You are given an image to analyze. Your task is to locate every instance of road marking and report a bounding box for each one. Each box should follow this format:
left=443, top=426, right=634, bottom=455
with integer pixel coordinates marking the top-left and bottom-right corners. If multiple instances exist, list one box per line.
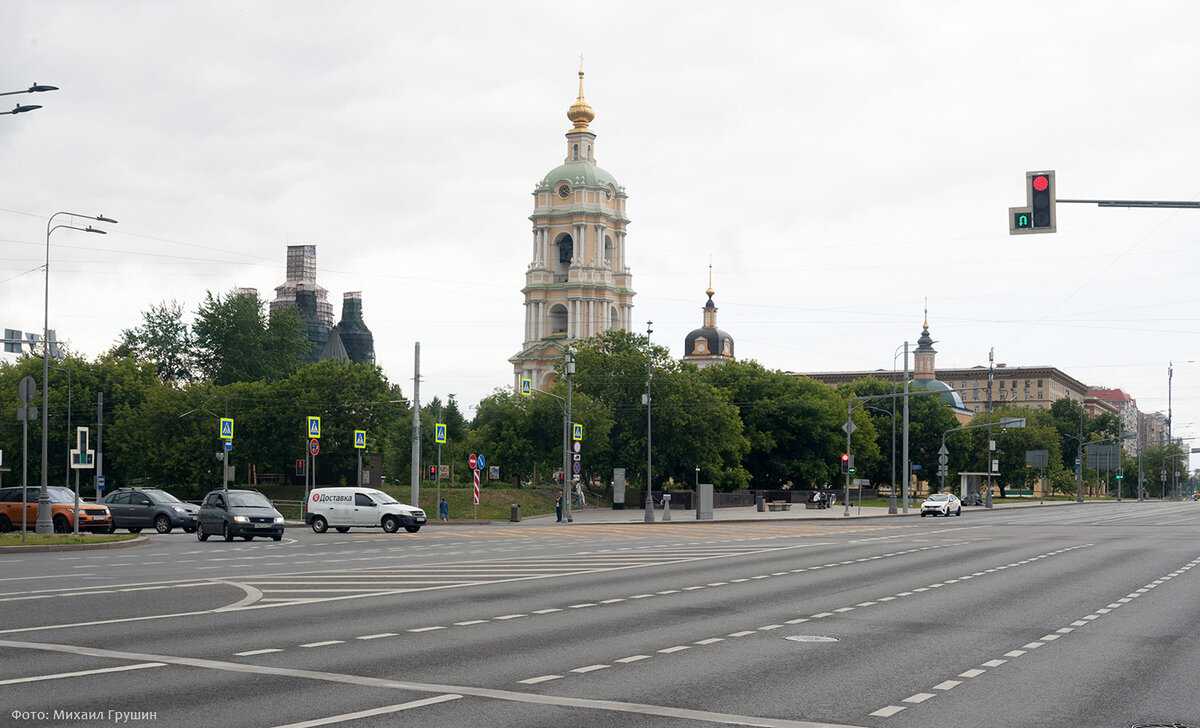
left=695, top=638, right=724, bottom=645
left=356, top=633, right=397, bottom=640
left=727, top=631, right=756, bottom=637
left=454, top=620, right=487, bottom=626
left=1004, top=650, right=1026, bottom=658
left=494, top=614, right=526, bottom=620
left=932, top=680, right=961, bottom=690
left=519, top=675, right=562, bottom=684
left=270, top=694, right=463, bottom=728
left=571, top=664, right=610, bottom=673
left=236, top=648, right=284, bottom=656
left=615, top=655, right=651, bottom=663
left=300, top=640, right=344, bottom=648
left=658, top=646, right=690, bottom=654
left=532, top=608, right=562, bottom=614
left=903, top=693, right=936, bottom=704
left=958, top=669, right=986, bottom=678
left=980, top=659, right=1007, bottom=667
left=870, top=706, right=906, bottom=717
left=408, top=626, right=445, bottom=633
left=0, top=662, right=164, bottom=685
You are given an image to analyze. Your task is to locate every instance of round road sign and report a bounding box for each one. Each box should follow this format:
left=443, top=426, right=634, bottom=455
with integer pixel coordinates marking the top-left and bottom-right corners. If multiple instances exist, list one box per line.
left=309, top=438, right=320, bottom=455
left=468, top=453, right=477, bottom=469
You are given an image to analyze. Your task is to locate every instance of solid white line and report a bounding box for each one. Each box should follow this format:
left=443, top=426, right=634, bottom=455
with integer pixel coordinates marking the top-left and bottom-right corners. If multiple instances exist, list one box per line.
left=0, top=662, right=164, bottom=685
left=270, top=694, right=463, bottom=728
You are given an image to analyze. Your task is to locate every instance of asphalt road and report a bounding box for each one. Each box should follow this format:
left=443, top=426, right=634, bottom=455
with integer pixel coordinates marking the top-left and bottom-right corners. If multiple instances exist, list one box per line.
left=1, top=502, right=1199, bottom=728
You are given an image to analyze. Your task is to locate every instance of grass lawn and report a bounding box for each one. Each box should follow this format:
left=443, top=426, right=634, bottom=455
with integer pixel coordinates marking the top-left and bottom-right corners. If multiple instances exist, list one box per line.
left=0, top=532, right=139, bottom=547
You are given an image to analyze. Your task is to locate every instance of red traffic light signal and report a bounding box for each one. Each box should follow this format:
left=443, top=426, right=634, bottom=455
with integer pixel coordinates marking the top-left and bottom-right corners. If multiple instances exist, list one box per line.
left=841, top=453, right=850, bottom=474
left=428, top=465, right=436, bottom=481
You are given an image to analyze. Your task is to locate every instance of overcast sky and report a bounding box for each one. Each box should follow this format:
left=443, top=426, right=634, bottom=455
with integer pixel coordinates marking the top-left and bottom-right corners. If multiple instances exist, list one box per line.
left=3, top=1, right=1199, bottom=448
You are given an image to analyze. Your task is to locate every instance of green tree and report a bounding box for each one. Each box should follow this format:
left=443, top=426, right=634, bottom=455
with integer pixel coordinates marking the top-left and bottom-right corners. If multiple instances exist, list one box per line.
left=192, top=290, right=309, bottom=385
left=704, top=362, right=849, bottom=488
left=111, top=300, right=196, bottom=384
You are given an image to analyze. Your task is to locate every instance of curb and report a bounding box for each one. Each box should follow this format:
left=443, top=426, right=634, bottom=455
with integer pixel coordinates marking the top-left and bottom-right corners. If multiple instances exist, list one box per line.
left=0, top=535, right=148, bottom=553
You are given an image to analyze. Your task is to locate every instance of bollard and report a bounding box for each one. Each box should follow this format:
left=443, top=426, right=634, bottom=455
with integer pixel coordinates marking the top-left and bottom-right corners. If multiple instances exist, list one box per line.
left=756, top=494, right=765, bottom=512
left=662, top=492, right=671, bottom=521
left=510, top=504, right=521, bottom=522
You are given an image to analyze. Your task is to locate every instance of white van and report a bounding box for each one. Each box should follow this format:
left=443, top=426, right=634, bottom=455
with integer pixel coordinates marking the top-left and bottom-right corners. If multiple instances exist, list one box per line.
left=306, top=487, right=426, bottom=534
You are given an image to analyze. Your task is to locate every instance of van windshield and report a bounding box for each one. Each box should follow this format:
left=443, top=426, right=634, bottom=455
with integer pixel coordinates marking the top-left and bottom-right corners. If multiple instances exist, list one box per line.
left=228, top=492, right=273, bottom=508
left=372, top=491, right=399, bottom=505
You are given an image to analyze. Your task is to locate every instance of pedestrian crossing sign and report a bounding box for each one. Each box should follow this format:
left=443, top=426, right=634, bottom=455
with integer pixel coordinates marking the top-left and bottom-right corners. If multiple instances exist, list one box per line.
left=573, top=423, right=583, bottom=441
left=354, top=430, right=366, bottom=449
left=308, top=416, right=321, bottom=439
left=520, top=378, right=532, bottom=396
left=435, top=423, right=447, bottom=443
left=220, top=418, right=234, bottom=440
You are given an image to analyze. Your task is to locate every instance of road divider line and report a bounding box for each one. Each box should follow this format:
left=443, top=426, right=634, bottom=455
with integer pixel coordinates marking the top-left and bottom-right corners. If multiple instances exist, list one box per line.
left=0, top=662, right=164, bottom=685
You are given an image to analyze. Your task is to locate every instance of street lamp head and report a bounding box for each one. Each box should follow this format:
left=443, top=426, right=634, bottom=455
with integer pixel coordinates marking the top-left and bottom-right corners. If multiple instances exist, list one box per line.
left=28, top=84, right=59, bottom=93
left=83, top=226, right=107, bottom=235
left=6, top=104, right=41, bottom=115
left=95, top=215, right=117, bottom=224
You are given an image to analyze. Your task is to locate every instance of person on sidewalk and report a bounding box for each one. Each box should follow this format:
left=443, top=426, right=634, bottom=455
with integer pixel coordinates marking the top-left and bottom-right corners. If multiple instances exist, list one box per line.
left=439, top=497, right=449, bottom=521
left=556, top=493, right=563, bottom=522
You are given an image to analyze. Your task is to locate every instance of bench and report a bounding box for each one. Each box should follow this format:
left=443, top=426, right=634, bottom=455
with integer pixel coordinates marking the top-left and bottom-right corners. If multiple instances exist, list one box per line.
left=767, top=501, right=791, bottom=511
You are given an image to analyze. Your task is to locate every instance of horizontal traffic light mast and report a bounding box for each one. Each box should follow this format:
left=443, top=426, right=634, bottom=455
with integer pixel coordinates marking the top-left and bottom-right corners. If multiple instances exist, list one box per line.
left=1010, top=169, right=1200, bottom=235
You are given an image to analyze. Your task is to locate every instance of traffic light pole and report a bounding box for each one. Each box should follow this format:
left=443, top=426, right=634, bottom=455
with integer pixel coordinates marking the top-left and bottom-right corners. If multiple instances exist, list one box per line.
left=845, top=390, right=941, bottom=517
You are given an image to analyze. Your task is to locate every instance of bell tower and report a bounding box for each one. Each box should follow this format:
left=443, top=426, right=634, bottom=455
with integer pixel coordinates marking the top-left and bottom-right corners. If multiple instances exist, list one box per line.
left=510, top=71, right=635, bottom=388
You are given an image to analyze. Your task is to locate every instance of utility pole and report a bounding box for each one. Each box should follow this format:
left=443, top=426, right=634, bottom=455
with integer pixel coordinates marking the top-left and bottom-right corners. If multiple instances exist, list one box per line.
left=564, top=350, right=574, bottom=523
left=901, top=341, right=910, bottom=513
left=96, top=391, right=103, bottom=501
left=411, top=342, right=421, bottom=508
left=986, top=348, right=994, bottom=508
left=644, top=322, right=655, bottom=524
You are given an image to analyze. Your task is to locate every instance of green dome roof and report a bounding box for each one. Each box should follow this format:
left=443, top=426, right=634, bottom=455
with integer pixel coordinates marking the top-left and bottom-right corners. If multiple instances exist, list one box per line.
left=540, top=161, right=619, bottom=191
left=908, top=378, right=967, bottom=410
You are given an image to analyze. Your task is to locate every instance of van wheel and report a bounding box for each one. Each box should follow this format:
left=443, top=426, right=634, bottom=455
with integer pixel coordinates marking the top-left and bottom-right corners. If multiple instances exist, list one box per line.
left=404, top=525, right=420, bottom=533
left=53, top=515, right=70, bottom=533
left=335, top=526, right=351, bottom=533
left=155, top=515, right=173, bottom=534
left=222, top=522, right=233, bottom=542
left=311, top=516, right=328, bottom=534
left=271, top=534, right=282, bottom=541
left=197, top=523, right=209, bottom=541
left=381, top=516, right=399, bottom=533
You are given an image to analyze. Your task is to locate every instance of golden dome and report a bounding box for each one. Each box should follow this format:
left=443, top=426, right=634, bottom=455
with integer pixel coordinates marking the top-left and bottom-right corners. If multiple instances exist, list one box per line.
left=567, top=70, right=595, bottom=131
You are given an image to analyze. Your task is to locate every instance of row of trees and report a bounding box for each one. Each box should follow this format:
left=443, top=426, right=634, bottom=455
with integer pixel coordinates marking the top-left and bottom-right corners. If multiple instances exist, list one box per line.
left=1, top=292, right=1194, bottom=498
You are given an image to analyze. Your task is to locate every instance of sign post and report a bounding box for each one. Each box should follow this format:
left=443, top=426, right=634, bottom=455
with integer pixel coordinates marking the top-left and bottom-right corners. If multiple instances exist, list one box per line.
left=306, top=417, right=320, bottom=504
left=472, top=468, right=480, bottom=520
left=68, top=427, right=95, bottom=535
left=16, top=376, right=35, bottom=542
left=354, top=430, right=366, bottom=486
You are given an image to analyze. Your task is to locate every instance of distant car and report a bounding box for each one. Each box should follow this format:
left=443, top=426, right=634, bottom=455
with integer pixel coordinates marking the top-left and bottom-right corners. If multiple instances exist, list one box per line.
left=0, top=486, right=112, bottom=533
left=921, top=492, right=962, bottom=517
left=306, top=487, right=426, bottom=534
left=101, top=488, right=199, bottom=534
left=196, top=489, right=284, bottom=542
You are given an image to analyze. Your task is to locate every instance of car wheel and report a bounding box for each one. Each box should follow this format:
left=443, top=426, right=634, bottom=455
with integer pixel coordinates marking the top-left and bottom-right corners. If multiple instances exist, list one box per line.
left=404, top=525, right=420, bottom=533
left=381, top=516, right=399, bottom=533
left=271, top=534, right=282, bottom=541
left=311, top=516, right=328, bottom=534
left=242, top=535, right=254, bottom=541
left=154, top=515, right=172, bottom=534
left=128, top=527, right=142, bottom=534
left=955, top=507, right=962, bottom=516
left=197, top=523, right=209, bottom=541
left=53, top=515, right=71, bottom=533
left=222, top=522, right=233, bottom=542
left=104, top=523, right=116, bottom=534
left=920, top=512, right=927, bottom=517
left=0, top=515, right=13, bottom=533
left=335, top=526, right=351, bottom=533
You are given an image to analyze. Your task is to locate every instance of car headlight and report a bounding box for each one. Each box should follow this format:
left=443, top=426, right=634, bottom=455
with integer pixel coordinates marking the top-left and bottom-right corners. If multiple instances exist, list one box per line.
left=232, top=515, right=250, bottom=523
left=172, top=505, right=187, bottom=513
left=273, top=516, right=284, bottom=524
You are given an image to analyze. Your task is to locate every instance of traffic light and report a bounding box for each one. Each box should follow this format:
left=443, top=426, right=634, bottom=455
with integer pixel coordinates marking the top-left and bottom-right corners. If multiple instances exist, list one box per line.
left=1030, top=172, right=1055, bottom=231
left=841, top=453, right=850, bottom=474
left=428, top=465, right=436, bottom=481
left=295, top=459, right=305, bottom=476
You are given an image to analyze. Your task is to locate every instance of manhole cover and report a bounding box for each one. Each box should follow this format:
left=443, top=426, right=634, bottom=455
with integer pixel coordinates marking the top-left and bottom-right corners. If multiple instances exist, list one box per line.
left=785, top=635, right=839, bottom=643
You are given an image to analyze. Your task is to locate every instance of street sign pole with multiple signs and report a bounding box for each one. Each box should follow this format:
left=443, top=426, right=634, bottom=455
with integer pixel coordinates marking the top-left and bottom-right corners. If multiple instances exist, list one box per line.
left=354, top=430, right=366, bottom=486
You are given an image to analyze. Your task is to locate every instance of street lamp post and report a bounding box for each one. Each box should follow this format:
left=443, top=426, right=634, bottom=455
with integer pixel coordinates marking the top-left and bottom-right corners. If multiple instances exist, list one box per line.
left=0, top=83, right=58, bottom=116
left=38, top=212, right=116, bottom=534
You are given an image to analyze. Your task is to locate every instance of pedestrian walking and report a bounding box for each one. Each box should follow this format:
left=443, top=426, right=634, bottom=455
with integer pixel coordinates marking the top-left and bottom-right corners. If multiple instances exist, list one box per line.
left=555, top=493, right=563, bottom=522
left=439, top=497, right=449, bottom=521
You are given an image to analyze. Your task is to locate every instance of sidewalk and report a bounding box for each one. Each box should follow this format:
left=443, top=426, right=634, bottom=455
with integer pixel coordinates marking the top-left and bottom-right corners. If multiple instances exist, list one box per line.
left=509, top=498, right=1081, bottom=525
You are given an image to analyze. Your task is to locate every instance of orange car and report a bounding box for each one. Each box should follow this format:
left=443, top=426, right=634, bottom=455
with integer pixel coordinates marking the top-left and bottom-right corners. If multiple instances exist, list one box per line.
left=0, top=486, right=113, bottom=533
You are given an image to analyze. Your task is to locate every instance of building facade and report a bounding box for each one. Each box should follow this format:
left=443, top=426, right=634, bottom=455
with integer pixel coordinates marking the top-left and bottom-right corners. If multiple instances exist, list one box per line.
left=510, top=71, right=635, bottom=389
left=681, top=268, right=734, bottom=369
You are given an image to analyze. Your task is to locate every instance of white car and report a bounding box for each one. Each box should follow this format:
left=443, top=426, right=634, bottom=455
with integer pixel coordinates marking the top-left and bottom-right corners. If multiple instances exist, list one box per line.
left=920, top=492, right=961, bottom=517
